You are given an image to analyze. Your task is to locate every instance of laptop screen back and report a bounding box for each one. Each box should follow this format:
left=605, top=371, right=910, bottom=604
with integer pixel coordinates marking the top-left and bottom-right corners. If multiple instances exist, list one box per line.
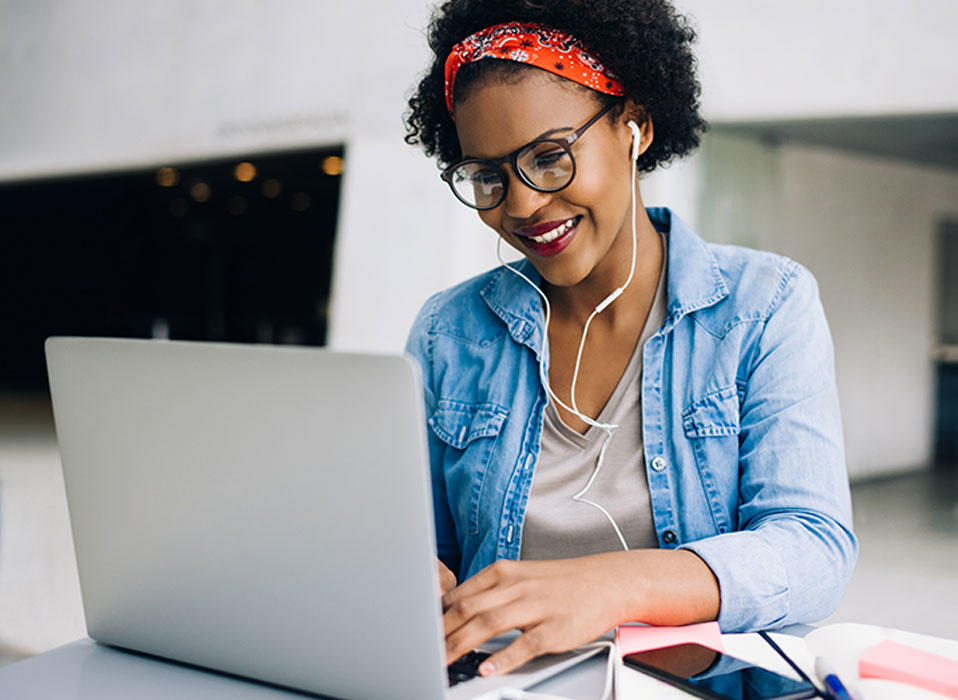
left=46, top=337, right=447, bottom=700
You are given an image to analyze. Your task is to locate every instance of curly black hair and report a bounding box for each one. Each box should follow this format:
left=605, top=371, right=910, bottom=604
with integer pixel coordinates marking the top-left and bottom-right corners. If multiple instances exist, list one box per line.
left=404, top=0, right=708, bottom=174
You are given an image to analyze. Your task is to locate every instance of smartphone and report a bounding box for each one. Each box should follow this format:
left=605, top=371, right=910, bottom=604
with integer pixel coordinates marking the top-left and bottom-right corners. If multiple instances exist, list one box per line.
left=622, top=643, right=819, bottom=700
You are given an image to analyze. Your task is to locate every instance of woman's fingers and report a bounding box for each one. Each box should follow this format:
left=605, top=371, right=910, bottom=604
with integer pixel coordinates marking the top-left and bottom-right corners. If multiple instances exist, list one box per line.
left=444, top=582, right=518, bottom=638
left=442, top=558, right=528, bottom=610
left=437, top=558, right=457, bottom=597
left=444, top=594, right=541, bottom=665
left=443, top=561, right=547, bottom=664
left=477, top=624, right=556, bottom=676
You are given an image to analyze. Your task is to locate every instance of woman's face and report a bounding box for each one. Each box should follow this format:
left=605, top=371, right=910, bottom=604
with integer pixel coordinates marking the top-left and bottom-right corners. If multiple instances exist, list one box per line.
left=453, top=69, right=649, bottom=291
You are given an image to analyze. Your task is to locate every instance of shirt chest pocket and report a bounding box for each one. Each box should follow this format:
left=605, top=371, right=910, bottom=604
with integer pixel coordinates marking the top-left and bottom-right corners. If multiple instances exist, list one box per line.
left=682, top=386, right=741, bottom=534
left=428, top=400, right=508, bottom=536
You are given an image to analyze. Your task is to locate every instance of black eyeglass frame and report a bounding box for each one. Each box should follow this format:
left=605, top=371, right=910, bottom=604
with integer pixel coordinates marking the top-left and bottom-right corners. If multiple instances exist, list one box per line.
left=440, top=100, right=621, bottom=211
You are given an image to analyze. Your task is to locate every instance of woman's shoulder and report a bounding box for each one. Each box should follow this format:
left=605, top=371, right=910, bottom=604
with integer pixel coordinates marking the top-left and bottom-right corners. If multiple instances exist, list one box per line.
left=696, top=241, right=821, bottom=331
left=406, top=265, right=514, bottom=350
left=659, top=209, right=820, bottom=329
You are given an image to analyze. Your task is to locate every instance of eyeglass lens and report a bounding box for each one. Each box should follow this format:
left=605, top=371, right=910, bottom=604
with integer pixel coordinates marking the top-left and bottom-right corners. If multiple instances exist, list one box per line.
left=449, top=140, right=575, bottom=209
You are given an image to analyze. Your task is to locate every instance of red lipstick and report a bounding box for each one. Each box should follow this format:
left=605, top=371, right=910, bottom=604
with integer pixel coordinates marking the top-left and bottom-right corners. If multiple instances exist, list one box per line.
left=513, top=218, right=573, bottom=238
left=510, top=216, right=580, bottom=257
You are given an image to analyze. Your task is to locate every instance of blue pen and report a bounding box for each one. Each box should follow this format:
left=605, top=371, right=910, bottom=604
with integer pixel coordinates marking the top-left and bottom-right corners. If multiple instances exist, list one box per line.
left=814, top=657, right=860, bottom=700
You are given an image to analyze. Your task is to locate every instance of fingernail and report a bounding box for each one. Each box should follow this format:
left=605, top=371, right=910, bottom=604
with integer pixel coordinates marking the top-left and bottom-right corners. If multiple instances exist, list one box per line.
left=479, top=661, right=495, bottom=676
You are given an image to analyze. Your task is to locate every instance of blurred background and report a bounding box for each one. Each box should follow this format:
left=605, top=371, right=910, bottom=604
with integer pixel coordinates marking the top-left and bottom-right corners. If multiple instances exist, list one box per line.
left=0, top=0, right=956, bottom=665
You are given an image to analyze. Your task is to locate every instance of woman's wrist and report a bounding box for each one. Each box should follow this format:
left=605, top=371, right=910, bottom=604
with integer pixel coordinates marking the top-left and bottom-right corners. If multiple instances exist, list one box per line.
left=588, top=548, right=721, bottom=627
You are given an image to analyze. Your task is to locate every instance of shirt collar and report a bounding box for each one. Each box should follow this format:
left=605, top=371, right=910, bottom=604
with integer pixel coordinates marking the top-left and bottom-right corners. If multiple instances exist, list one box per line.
left=479, top=256, right=546, bottom=355
left=649, top=207, right=729, bottom=325
left=479, top=207, right=728, bottom=348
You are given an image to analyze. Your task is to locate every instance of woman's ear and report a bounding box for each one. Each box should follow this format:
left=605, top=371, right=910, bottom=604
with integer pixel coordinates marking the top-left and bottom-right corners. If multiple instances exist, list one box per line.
left=621, top=100, right=654, bottom=159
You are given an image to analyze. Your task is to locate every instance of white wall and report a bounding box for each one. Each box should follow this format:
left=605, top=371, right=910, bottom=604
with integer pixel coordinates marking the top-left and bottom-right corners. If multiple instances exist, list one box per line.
left=674, top=0, right=958, bottom=121
left=696, top=132, right=958, bottom=478
left=7, top=0, right=954, bottom=182
left=0, top=1, right=360, bottom=180
left=327, top=137, right=509, bottom=352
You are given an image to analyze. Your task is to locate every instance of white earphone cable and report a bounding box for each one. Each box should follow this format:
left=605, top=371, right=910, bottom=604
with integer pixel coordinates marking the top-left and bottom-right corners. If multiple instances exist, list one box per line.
left=496, top=119, right=642, bottom=553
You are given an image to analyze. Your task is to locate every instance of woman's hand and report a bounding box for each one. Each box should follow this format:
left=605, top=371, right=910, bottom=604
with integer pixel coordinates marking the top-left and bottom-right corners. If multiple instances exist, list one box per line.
left=442, top=555, right=624, bottom=676
left=441, top=550, right=720, bottom=676
left=437, top=558, right=458, bottom=596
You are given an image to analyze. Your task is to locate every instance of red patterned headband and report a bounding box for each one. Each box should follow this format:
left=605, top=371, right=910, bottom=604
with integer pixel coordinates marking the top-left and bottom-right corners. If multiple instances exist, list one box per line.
left=443, top=22, right=624, bottom=115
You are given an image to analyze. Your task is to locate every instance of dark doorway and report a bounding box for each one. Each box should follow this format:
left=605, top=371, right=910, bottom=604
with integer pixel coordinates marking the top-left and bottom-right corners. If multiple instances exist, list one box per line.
left=934, top=219, right=958, bottom=464
left=0, top=148, right=343, bottom=392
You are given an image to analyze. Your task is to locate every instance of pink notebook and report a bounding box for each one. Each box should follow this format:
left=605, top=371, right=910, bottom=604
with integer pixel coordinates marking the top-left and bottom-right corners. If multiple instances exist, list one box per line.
left=617, top=621, right=724, bottom=657
left=859, top=639, right=958, bottom=698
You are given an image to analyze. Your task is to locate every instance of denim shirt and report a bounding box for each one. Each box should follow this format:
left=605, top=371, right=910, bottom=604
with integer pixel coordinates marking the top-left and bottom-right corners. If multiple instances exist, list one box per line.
left=404, top=207, right=857, bottom=632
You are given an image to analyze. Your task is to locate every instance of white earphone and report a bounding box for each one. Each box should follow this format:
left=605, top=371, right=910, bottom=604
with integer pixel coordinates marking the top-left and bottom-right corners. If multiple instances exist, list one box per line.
left=495, top=116, right=644, bottom=551
left=628, top=119, right=641, bottom=162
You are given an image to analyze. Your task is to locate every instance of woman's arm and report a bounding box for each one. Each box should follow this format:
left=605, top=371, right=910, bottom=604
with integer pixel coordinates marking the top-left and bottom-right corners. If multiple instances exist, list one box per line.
left=679, top=263, right=857, bottom=631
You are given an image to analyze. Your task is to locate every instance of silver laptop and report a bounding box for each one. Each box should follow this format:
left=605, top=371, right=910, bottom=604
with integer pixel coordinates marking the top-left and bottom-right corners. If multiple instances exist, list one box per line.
left=45, top=337, right=597, bottom=700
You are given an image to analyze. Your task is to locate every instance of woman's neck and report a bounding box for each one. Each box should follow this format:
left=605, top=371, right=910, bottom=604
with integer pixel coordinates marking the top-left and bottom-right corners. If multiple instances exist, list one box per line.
left=543, top=206, right=664, bottom=329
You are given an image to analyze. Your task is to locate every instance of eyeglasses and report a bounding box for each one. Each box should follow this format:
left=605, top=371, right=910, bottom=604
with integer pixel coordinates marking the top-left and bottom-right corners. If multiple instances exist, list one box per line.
left=440, top=101, right=619, bottom=210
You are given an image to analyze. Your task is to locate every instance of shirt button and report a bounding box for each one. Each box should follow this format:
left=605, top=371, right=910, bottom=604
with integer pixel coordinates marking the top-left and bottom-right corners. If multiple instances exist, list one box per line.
left=662, top=530, right=677, bottom=544
left=651, top=457, right=667, bottom=472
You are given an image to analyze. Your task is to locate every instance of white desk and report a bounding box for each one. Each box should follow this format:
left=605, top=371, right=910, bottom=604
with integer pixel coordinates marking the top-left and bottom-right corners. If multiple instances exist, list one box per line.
left=0, top=624, right=827, bottom=700
left=0, top=637, right=610, bottom=700
left=2, top=624, right=955, bottom=699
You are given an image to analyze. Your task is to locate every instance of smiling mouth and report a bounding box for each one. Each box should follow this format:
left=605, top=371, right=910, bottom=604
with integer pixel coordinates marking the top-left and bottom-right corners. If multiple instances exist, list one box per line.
left=511, top=216, right=581, bottom=257
left=514, top=216, right=581, bottom=243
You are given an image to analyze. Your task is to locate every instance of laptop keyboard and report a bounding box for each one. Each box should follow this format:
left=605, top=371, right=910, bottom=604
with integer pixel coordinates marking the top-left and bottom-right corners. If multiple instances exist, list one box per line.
left=448, top=650, right=492, bottom=686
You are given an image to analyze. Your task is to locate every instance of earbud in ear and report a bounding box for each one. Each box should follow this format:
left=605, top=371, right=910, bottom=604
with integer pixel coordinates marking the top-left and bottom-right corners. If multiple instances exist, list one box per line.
left=627, top=120, right=641, bottom=162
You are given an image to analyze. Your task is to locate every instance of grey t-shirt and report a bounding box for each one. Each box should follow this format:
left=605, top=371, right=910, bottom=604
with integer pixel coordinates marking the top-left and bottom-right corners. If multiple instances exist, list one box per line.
left=520, top=235, right=668, bottom=560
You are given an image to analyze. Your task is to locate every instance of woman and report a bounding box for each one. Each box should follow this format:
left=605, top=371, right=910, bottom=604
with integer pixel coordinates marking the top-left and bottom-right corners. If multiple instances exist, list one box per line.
left=403, top=0, right=857, bottom=678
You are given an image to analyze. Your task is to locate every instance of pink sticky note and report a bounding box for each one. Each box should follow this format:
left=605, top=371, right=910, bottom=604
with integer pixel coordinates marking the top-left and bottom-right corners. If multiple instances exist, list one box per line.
left=859, top=639, right=958, bottom=699
left=617, top=622, right=724, bottom=657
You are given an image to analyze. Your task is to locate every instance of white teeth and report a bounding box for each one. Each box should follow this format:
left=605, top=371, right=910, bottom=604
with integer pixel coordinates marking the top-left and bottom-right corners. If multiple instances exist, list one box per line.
left=529, top=217, right=576, bottom=244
